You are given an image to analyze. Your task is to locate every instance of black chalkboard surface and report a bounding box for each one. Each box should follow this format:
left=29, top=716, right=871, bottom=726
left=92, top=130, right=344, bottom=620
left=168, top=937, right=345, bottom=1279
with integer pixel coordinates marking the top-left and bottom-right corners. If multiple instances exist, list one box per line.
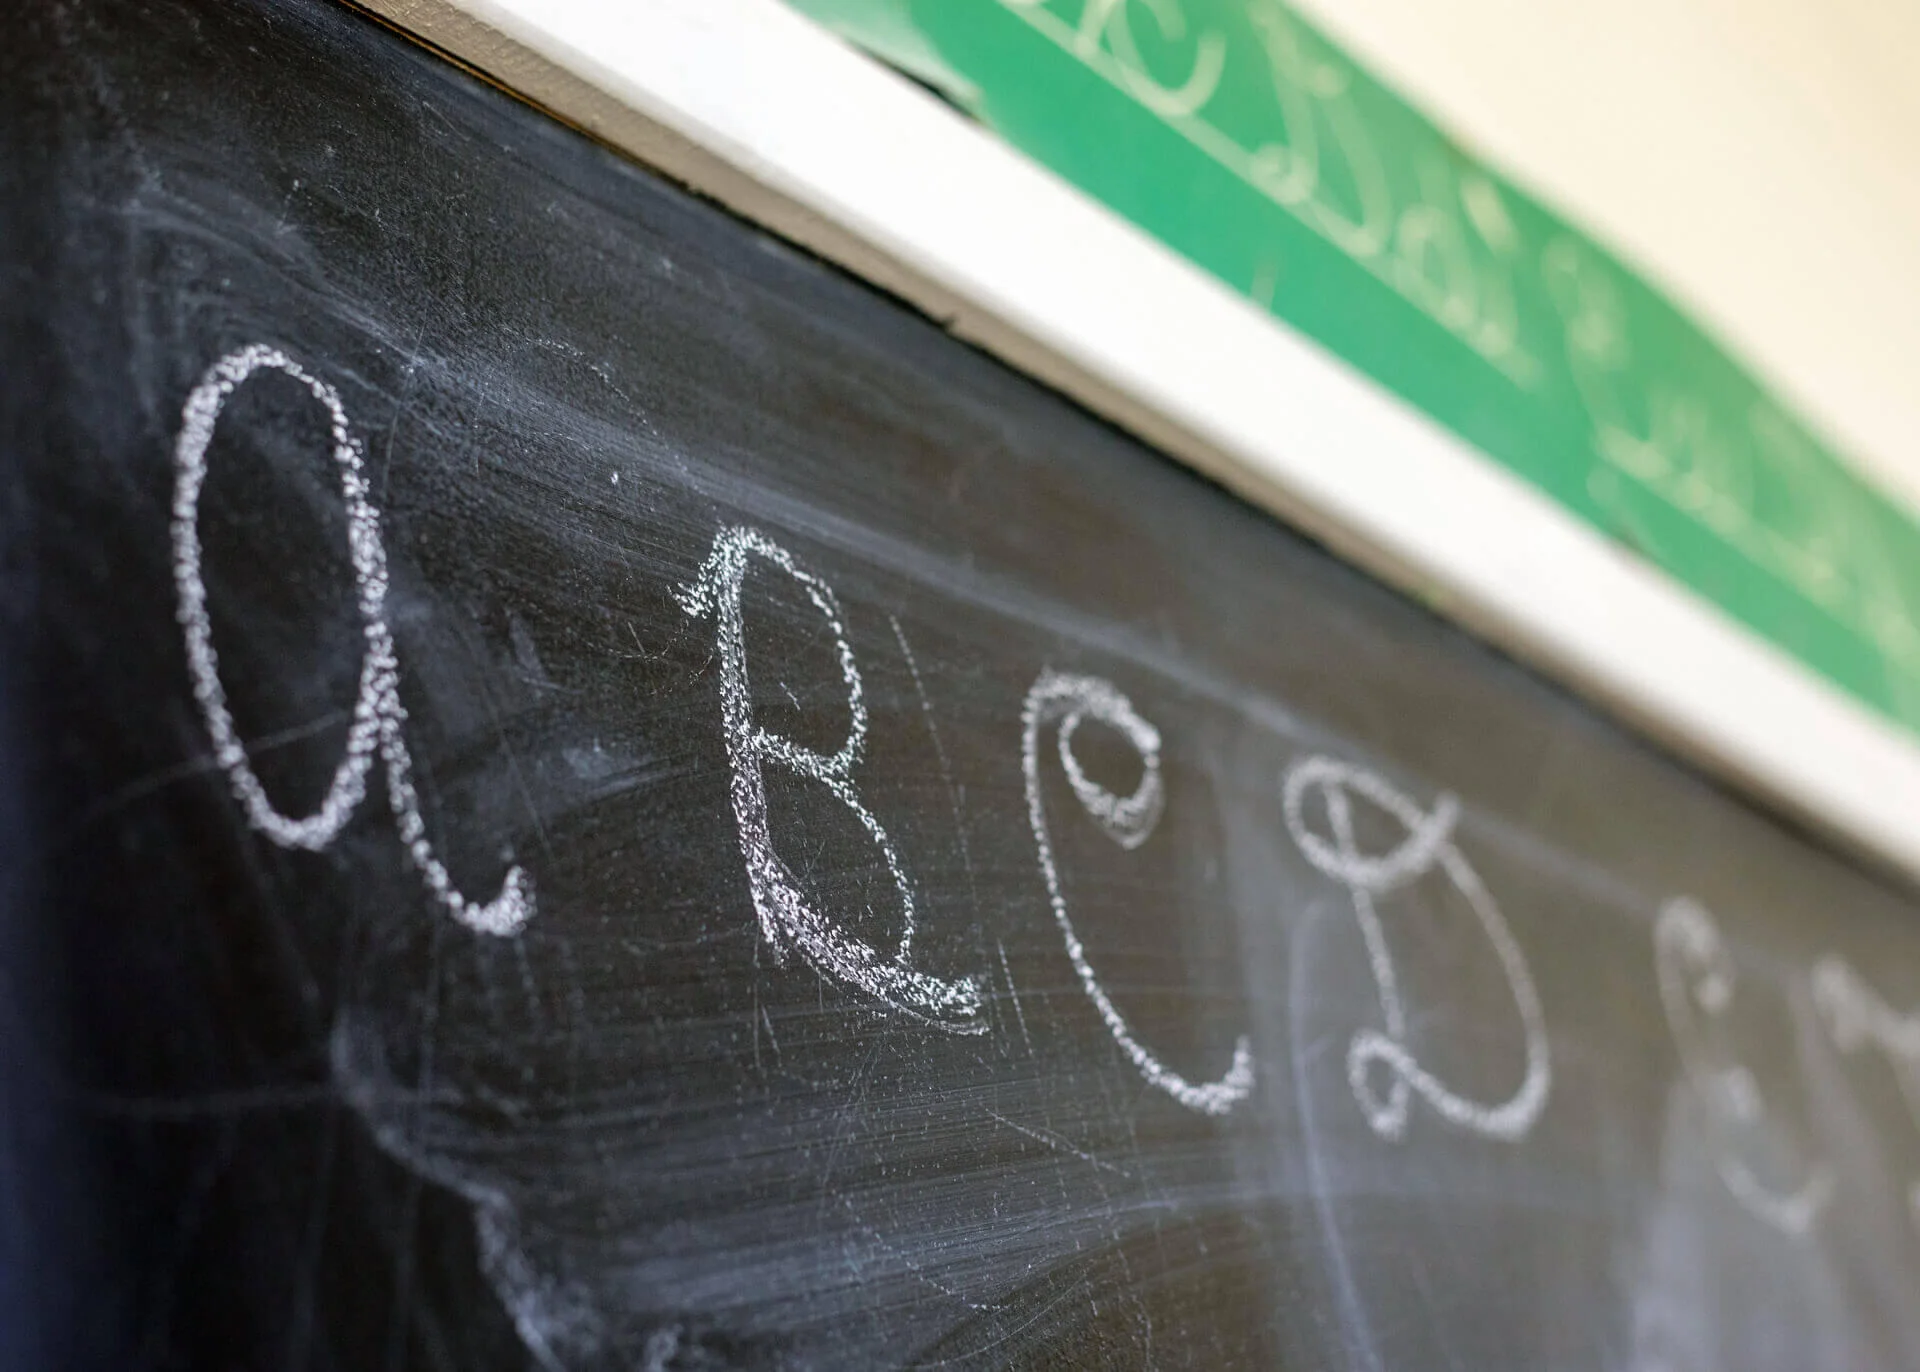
left=8, top=0, right=1920, bottom=1367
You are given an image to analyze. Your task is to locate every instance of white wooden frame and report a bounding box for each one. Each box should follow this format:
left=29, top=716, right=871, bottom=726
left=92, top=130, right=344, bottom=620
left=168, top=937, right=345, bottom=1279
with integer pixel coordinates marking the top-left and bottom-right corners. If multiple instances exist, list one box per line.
left=361, top=0, right=1920, bottom=884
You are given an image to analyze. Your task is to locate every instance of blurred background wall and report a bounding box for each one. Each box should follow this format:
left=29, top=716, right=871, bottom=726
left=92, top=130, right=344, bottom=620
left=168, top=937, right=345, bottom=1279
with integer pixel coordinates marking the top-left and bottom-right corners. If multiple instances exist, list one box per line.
left=1295, top=0, right=1920, bottom=515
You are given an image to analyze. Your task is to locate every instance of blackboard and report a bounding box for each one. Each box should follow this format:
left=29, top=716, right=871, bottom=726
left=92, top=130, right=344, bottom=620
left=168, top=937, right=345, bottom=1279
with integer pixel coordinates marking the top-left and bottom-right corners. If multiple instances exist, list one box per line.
left=7, top=0, right=1920, bottom=1367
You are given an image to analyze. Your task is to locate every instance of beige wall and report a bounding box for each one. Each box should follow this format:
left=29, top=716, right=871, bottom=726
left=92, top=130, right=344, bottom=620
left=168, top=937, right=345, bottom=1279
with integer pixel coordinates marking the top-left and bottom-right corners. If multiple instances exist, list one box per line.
left=1294, top=0, right=1920, bottom=516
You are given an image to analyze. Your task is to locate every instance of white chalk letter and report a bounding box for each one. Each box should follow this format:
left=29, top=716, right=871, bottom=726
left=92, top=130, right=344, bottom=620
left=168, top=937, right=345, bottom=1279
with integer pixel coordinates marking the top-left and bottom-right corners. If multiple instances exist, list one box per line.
left=678, top=526, right=984, bottom=1032
left=1282, top=756, right=1550, bottom=1142
left=173, top=344, right=532, bottom=936
left=1656, top=897, right=1831, bottom=1234
left=1811, top=952, right=1920, bottom=1228
left=1022, top=670, right=1254, bottom=1116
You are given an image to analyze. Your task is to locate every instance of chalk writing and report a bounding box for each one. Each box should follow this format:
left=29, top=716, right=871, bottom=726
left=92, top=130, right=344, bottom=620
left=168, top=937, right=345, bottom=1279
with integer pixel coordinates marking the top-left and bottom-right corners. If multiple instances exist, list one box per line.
left=177, top=348, right=1920, bottom=1222
left=1022, top=670, right=1255, bottom=1115
left=1654, top=897, right=1832, bottom=1234
left=1000, top=0, right=1541, bottom=383
left=1069, top=0, right=1225, bottom=120
left=1544, top=238, right=1920, bottom=693
left=679, top=525, right=986, bottom=1032
left=1281, top=756, right=1550, bottom=1141
left=172, top=343, right=532, bottom=935
left=1811, top=954, right=1920, bottom=1228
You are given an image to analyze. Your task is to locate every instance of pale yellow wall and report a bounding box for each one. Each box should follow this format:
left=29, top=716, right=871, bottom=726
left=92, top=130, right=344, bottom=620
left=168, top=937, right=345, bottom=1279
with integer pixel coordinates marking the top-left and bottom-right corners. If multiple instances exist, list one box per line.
left=1294, top=0, right=1920, bottom=516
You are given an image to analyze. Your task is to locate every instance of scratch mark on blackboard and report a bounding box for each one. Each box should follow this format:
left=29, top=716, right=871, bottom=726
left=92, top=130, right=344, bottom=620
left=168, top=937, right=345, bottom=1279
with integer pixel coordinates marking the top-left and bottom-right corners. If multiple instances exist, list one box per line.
left=619, top=619, right=672, bottom=666
left=376, top=328, right=424, bottom=512
left=891, top=614, right=981, bottom=911
left=383, top=920, right=443, bottom=1372
left=460, top=611, right=557, bottom=863
left=913, top=1273, right=1096, bottom=1367
left=371, top=382, right=403, bottom=503
left=835, top=1192, right=992, bottom=1312
left=1286, top=903, right=1388, bottom=1372
left=986, top=1108, right=1133, bottom=1179
left=556, top=936, right=591, bottom=1106
left=285, top=1071, right=343, bottom=1369
left=478, top=940, right=509, bottom=1039
left=751, top=964, right=764, bottom=1075
left=997, top=940, right=1035, bottom=1058
left=514, top=937, right=544, bottom=1036
left=62, top=708, right=352, bottom=847
left=500, top=719, right=554, bottom=861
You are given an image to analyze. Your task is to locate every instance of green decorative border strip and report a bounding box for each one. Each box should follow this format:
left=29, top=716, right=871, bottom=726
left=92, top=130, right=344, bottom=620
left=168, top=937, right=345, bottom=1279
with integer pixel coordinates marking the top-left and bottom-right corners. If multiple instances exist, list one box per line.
left=789, top=0, right=1920, bottom=735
